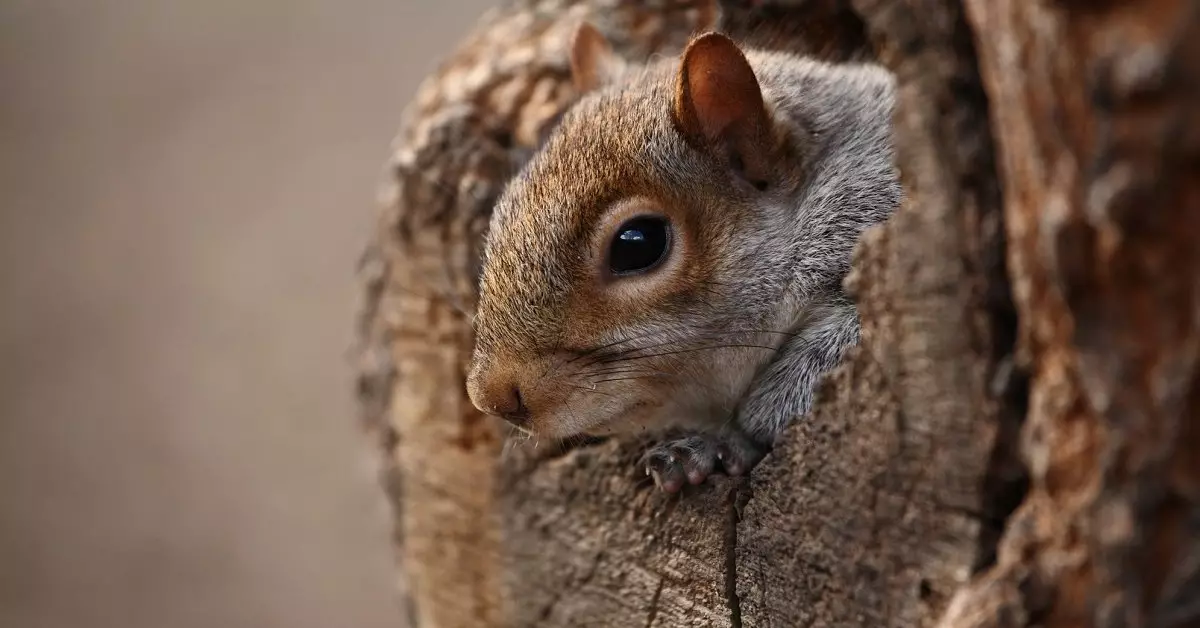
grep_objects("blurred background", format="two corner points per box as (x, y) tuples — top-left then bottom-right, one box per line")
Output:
(1, 1), (489, 626)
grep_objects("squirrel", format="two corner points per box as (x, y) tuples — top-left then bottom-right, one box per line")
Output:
(464, 22), (899, 493)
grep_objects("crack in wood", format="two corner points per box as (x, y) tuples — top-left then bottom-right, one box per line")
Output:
(642, 577), (665, 628)
(725, 480), (751, 628)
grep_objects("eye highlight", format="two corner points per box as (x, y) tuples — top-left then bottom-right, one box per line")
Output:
(608, 215), (671, 276)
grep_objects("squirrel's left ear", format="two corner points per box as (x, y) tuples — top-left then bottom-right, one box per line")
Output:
(672, 32), (773, 188)
(569, 22), (627, 93)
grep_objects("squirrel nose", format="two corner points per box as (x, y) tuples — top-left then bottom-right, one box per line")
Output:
(497, 388), (530, 427)
(466, 366), (530, 427)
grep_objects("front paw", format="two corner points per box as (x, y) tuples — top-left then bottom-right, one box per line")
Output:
(640, 432), (765, 493)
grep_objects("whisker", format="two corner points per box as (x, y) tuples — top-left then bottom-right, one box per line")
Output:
(575, 365), (667, 378)
(500, 424), (533, 462)
(529, 337), (572, 393)
(575, 336), (685, 370)
(587, 334), (773, 366)
(580, 328), (801, 368)
(597, 342), (782, 366)
(561, 382), (617, 399)
(561, 327), (675, 366)
(519, 328), (801, 403)
(590, 375), (665, 385)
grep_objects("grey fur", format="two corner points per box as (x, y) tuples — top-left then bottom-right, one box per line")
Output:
(467, 37), (899, 481)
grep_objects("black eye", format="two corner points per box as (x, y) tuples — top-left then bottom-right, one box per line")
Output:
(608, 215), (671, 276)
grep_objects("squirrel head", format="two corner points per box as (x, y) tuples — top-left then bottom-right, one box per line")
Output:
(466, 24), (888, 438)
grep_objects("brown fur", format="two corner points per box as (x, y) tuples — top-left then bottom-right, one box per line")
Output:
(466, 24), (899, 485)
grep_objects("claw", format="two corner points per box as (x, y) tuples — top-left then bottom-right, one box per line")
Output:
(639, 430), (766, 492)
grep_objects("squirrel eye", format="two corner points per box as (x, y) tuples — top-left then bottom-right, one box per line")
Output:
(608, 215), (671, 276)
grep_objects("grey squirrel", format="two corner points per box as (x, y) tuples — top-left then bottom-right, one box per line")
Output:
(465, 23), (900, 492)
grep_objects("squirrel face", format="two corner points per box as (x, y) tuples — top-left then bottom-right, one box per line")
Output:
(467, 27), (851, 439)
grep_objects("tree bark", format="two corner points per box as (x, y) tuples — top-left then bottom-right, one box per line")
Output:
(355, 1), (1199, 626)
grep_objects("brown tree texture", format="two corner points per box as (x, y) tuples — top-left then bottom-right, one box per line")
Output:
(356, 1), (1200, 626)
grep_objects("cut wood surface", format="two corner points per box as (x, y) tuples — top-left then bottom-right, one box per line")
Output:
(355, 1), (1199, 626)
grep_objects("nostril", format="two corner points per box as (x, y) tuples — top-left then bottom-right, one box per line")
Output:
(499, 386), (529, 426)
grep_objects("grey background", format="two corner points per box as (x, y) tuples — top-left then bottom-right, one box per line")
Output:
(1, 1), (490, 626)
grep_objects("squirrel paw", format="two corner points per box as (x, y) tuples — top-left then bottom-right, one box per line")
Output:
(641, 432), (764, 493)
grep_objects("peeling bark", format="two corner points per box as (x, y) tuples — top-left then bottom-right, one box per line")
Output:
(355, 1), (1199, 626)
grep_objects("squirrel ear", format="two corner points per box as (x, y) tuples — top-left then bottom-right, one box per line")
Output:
(570, 22), (626, 93)
(673, 32), (772, 187)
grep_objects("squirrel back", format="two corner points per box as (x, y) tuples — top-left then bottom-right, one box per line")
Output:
(467, 26), (898, 444)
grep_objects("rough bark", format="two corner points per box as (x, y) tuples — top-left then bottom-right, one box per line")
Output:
(735, 1), (1019, 623)
(941, 2), (1200, 626)
(355, 0), (1199, 626)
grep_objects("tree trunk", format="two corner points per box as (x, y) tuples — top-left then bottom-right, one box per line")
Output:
(355, 1), (1200, 626)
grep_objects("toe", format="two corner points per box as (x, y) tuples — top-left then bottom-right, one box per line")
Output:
(652, 464), (686, 493)
(675, 438), (717, 485)
(643, 448), (686, 493)
(718, 436), (766, 477)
